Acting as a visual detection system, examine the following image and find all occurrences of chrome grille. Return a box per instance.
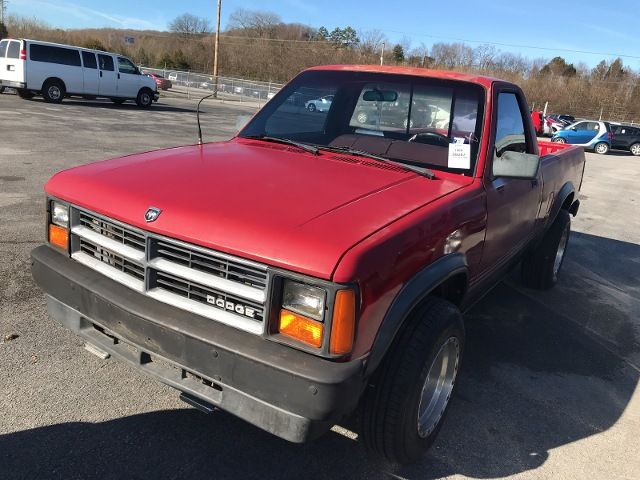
[78,211,145,251]
[155,240,267,290]
[69,208,269,335]
[78,238,145,281]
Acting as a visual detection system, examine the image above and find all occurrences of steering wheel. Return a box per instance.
[408,131,450,147]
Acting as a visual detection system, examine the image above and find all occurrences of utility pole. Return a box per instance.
[0,0,7,25]
[213,0,221,98]
[380,42,385,66]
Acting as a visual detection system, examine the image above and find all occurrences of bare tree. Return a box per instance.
[169,13,211,37]
[227,8,282,37]
[358,29,386,55]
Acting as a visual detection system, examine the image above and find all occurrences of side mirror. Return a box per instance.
[493,151,540,179]
[570,127,577,131]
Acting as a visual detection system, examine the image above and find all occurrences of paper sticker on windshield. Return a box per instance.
[448,144,471,169]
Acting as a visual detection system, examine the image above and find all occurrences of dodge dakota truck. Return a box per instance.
[31,65,585,464]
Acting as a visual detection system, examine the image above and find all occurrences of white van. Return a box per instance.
[0,38,158,107]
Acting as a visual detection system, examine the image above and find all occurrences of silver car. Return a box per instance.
[305,95,334,112]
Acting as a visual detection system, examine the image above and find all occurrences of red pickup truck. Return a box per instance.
[31,65,585,464]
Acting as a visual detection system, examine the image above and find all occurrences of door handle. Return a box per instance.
[496,184,505,193]
[99,71,103,77]
[531,179,539,188]
[118,73,120,79]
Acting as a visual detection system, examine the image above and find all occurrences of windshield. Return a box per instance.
[239,70,485,175]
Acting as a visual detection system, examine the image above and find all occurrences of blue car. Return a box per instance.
[551,120,612,154]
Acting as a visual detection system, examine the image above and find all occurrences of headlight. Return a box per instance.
[282,280,325,321]
[51,201,69,228]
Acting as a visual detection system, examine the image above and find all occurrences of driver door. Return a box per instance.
[116,57,140,98]
[481,89,542,270]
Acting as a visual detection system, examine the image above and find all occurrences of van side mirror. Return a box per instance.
[492,151,540,179]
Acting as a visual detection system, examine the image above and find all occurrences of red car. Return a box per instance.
[143,71,172,91]
[32,65,585,464]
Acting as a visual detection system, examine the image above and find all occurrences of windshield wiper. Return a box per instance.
[243,135,319,155]
[316,145,436,179]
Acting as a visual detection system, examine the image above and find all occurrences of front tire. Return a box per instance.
[360,297,465,464]
[594,142,609,155]
[521,209,570,290]
[629,143,640,156]
[136,88,153,108]
[42,79,65,104]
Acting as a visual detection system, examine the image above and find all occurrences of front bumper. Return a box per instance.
[31,245,365,442]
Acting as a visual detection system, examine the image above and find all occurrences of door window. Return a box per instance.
[494,92,528,157]
[98,54,114,71]
[0,40,8,58]
[118,57,137,74]
[585,122,599,131]
[82,51,97,69]
[7,41,20,59]
[572,122,587,130]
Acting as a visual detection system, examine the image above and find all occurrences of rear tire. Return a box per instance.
[42,79,65,104]
[307,103,316,112]
[629,143,640,156]
[0,86,5,94]
[17,89,35,100]
[136,88,153,108]
[521,209,570,290]
[594,142,609,155]
[360,297,465,464]
[552,137,566,144]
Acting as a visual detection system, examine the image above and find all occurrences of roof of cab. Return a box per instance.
[304,64,501,88]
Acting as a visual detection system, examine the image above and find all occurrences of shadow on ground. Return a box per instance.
[1,232,638,480]
[16,95,196,113]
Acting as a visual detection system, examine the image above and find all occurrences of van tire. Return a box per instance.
[111,98,126,105]
[17,89,35,100]
[136,88,153,108]
[0,86,5,94]
[521,209,570,290]
[42,79,65,104]
[360,297,465,464]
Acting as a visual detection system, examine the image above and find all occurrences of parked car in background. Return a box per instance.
[305,94,334,112]
[552,120,612,154]
[531,111,544,135]
[142,71,172,91]
[610,124,640,156]
[0,38,158,106]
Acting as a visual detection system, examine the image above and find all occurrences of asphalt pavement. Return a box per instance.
[0,91,638,480]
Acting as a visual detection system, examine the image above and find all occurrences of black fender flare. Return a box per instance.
[364,253,469,378]
[548,181,576,225]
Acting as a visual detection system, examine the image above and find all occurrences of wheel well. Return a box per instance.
[42,77,66,91]
[561,193,574,212]
[428,272,468,307]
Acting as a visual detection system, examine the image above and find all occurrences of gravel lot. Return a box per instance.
[0,91,638,480]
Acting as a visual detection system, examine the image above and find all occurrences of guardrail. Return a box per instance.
[140,67,283,106]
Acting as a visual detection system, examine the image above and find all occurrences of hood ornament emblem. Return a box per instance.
[144,207,162,223]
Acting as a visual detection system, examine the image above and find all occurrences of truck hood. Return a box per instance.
[46,139,471,278]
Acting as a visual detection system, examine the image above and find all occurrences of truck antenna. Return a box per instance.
[197,94,215,145]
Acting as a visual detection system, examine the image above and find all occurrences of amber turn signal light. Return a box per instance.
[49,224,69,250]
[279,309,324,348]
[330,289,356,355]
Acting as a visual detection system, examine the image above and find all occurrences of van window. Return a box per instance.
[117,57,137,74]
[7,41,21,59]
[98,54,114,71]
[0,40,8,58]
[30,44,81,66]
[82,51,97,69]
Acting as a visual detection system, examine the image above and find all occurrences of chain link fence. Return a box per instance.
[140,66,284,106]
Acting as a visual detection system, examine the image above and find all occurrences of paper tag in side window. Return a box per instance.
[448,143,471,169]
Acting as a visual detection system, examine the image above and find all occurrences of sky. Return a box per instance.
[7,0,640,69]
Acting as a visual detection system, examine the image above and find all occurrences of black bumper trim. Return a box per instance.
[31,245,365,442]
